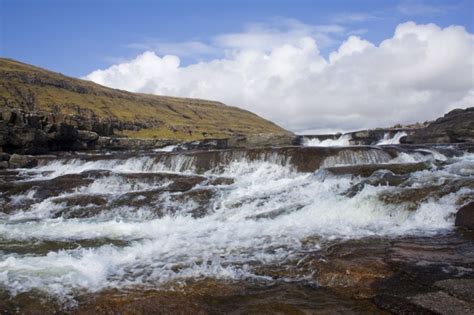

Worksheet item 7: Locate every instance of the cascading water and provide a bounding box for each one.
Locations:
[0,146,472,309]
[304,134,352,147]
[377,131,408,145]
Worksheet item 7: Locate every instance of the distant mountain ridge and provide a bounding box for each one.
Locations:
[0,58,290,141]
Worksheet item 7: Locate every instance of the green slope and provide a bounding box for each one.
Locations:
[0,58,290,140]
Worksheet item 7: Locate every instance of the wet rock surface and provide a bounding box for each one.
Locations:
[324,161,430,177]
[455,201,474,230]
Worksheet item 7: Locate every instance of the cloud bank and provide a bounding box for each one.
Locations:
[86,21,474,132]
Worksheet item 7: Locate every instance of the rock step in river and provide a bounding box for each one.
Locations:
[0,143,473,313]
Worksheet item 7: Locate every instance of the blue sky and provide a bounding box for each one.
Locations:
[1,0,473,77]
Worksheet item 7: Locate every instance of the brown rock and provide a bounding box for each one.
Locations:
[77,130,99,142]
[455,201,474,229]
[312,257,392,298]
[410,291,474,315]
[435,279,474,302]
[207,177,234,186]
[227,132,295,148]
[8,153,38,168]
[324,161,429,177]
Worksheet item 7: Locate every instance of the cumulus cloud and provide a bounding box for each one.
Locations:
[86,21,474,132]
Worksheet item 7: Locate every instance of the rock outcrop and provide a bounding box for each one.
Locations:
[404,107,474,144]
[0,107,175,154]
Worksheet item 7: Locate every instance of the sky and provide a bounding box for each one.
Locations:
[1,0,473,133]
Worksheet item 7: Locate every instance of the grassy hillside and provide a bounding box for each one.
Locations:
[0,58,290,140]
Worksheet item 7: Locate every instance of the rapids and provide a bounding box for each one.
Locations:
[304,134,352,147]
[303,131,409,147]
[0,144,473,310]
[377,131,408,145]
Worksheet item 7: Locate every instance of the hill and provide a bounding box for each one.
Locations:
[0,58,290,141]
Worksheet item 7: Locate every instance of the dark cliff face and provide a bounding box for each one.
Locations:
[404,107,474,144]
[0,108,153,154]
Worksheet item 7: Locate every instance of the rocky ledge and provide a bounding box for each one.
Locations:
[0,107,178,154]
[299,107,473,146]
[0,107,296,159]
[404,107,474,144]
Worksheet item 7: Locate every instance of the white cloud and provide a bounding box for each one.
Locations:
[86,21,474,132]
[329,36,374,64]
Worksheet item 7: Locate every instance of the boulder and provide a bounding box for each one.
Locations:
[6,127,37,147]
[77,130,99,142]
[8,154,38,168]
[1,109,14,123]
[455,201,474,229]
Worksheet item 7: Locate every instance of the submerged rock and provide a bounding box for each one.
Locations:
[312,257,392,298]
[341,169,411,198]
[324,161,429,177]
[378,179,474,210]
[0,173,94,205]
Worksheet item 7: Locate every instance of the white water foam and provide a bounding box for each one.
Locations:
[28,155,197,179]
[304,134,352,147]
[321,149,392,167]
[377,131,408,145]
[153,145,178,152]
[1,155,471,300]
[390,148,448,164]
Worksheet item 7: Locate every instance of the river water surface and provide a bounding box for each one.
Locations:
[1,144,473,313]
